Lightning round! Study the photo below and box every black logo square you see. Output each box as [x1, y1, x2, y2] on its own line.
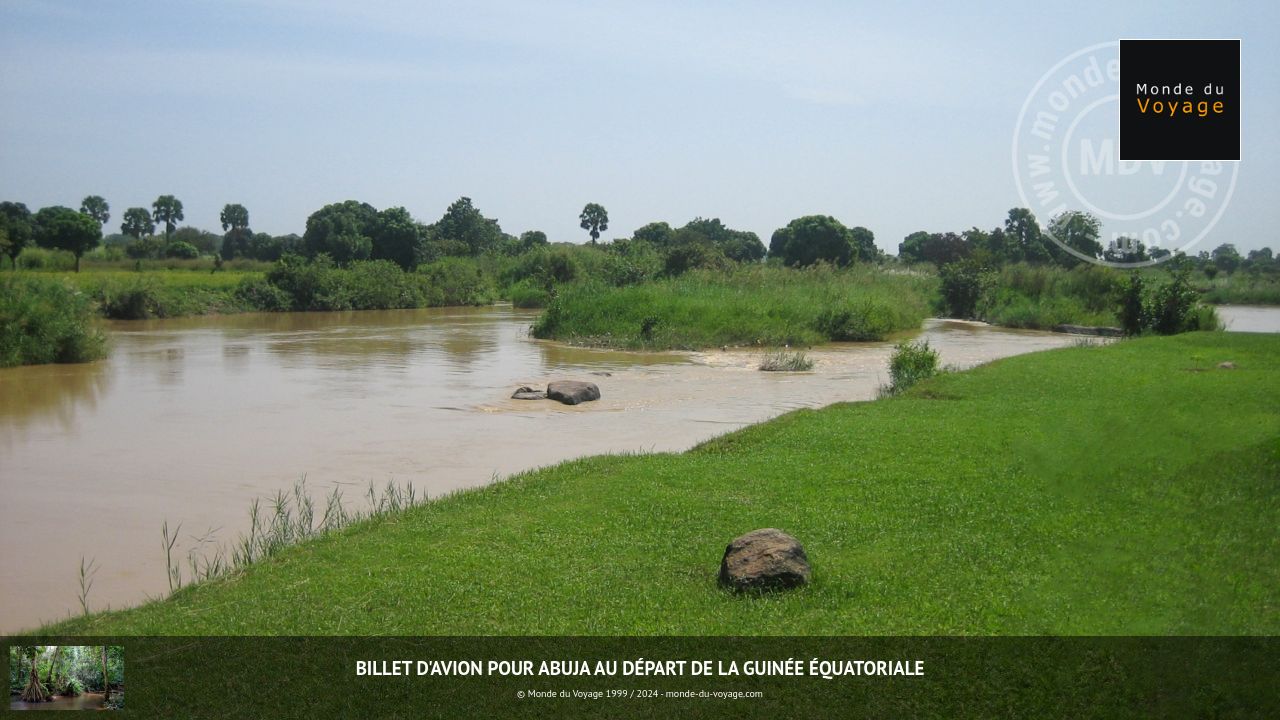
[1119, 39, 1240, 161]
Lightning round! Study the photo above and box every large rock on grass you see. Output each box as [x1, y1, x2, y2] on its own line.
[546, 380, 601, 405]
[718, 528, 810, 592]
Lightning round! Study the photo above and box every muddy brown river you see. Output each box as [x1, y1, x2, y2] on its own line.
[0, 306, 1133, 632]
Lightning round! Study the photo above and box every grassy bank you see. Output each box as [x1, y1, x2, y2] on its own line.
[41, 332, 1278, 635]
[533, 264, 937, 349]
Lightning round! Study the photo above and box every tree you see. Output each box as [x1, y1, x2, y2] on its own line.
[518, 230, 548, 253]
[370, 206, 424, 270]
[0, 201, 33, 268]
[101, 645, 110, 703]
[770, 215, 861, 267]
[433, 197, 504, 256]
[121, 207, 155, 240]
[849, 226, 878, 262]
[1211, 243, 1242, 275]
[579, 203, 609, 245]
[220, 203, 252, 260]
[1002, 208, 1050, 264]
[19, 646, 49, 703]
[303, 200, 378, 264]
[152, 195, 184, 240]
[681, 217, 766, 262]
[80, 196, 110, 227]
[1046, 211, 1103, 265]
[34, 206, 101, 272]
[632, 221, 674, 248]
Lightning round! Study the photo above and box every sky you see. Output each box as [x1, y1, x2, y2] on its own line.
[2, 0, 1277, 253]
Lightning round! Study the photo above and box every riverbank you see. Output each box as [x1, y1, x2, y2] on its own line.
[37, 331, 1278, 635]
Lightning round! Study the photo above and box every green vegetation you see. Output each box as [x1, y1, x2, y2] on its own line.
[9, 645, 122, 708]
[758, 349, 813, 372]
[533, 264, 936, 349]
[39, 332, 1279, 635]
[884, 339, 940, 395]
[0, 275, 106, 367]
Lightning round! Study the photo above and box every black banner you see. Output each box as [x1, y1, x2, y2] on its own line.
[5, 636, 1277, 718]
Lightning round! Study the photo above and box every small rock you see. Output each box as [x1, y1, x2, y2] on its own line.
[1218, 361, 1237, 370]
[511, 386, 547, 400]
[590, 371, 613, 377]
[546, 380, 601, 405]
[718, 528, 810, 592]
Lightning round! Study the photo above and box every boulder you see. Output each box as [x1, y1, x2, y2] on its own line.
[511, 386, 547, 400]
[546, 380, 601, 405]
[1218, 361, 1237, 370]
[718, 528, 810, 592]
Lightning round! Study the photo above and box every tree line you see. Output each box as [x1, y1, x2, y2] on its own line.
[3, 193, 1273, 277]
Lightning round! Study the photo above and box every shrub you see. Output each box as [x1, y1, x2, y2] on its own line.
[509, 278, 551, 308]
[1148, 264, 1207, 335]
[165, 240, 200, 259]
[886, 340, 940, 395]
[345, 260, 427, 310]
[16, 246, 76, 271]
[94, 275, 163, 319]
[814, 301, 897, 341]
[419, 257, 495, 306]
[939, 260, 991, 318]
[0, 275, 107, 366]
[235, 276, 292, 312]
[1119, 272, 1146, 336]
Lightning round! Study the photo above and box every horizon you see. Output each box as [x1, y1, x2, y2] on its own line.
[2, 1, 1276, 253]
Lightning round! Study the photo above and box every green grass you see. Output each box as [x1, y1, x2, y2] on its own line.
[39, 332, 1279, 636]
[533, 264, 937, 349]
[1199, 273, 1280, 305]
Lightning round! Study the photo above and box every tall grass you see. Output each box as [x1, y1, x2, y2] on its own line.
[0, 275, 107, 366]
[977, 263, 1122, 329]
[533, 263, 937, 349]
[759, 349, 814, 371]
[162, 478, 426, 594]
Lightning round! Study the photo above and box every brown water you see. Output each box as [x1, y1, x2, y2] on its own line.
[0, 306, 1085, 633]
[9, 691, 106, 710]
[1216, 305, 1280, 333]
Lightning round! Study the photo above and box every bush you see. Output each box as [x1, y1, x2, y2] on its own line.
[813, 300, 897, 341]
[235, 276, 292, 312]
[1148, 264, 1214, 335]
[16, 246, 76, 271]
[345, 260, 427, 309]
[419, 257, 495, 306]
[0, 275, 107, 366]
[1119, 272, 1145, 336]
[886, 340, 940, 395]
[939, 260, 991, 319]
[95, 275, 163, 319]
[165, 240, 200, 259]
[509, 278, 551, 308]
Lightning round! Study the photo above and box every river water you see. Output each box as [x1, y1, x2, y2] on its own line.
[8, 692, 106, 711]
[8, 305, 1274, 633]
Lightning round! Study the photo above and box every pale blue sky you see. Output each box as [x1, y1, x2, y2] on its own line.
[2, 0, 1276, 252]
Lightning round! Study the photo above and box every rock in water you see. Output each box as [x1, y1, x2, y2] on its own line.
[511, 386, 547, 400]
[718, 528, 810, 592]
[546, 380, 601, 405]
